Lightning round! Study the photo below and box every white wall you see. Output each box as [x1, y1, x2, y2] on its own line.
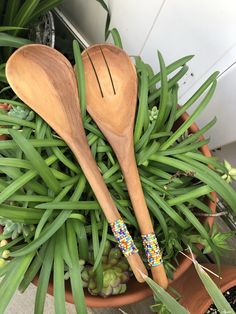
[60, 0, 236, 148]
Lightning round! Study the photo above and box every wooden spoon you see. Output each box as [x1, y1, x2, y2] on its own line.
[81, 44, 168, 289]
[5, 44, 147, 282]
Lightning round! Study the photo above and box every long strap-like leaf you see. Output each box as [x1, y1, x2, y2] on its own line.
[0, 252, 35, 313]
[9, 129, 61, 193]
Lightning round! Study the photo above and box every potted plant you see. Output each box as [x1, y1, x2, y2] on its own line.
[0, 6, 236, 314]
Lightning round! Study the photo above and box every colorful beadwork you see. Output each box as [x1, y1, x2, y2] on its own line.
[110, 219, 138, 257]
[141, 233, 163, 266]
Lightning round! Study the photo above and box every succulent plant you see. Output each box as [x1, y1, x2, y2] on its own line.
[0, 218, 35, 240]
[149, 106, 159, 121]
[8, 106, 35, 121]
[81, 241, 130, 297]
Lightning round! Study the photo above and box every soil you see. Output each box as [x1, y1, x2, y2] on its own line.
[205, 286, 236, 313]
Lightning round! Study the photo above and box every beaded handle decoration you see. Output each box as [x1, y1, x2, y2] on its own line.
[141, 233, 163, 266]
[110, 218, 138, 257]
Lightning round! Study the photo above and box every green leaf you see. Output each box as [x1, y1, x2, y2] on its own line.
[145, 193, 169, 241]
[36, 201, 100, 210]
[177, 117, 217, 148]
[167, 185, 213, 206]
[154, 51, 168, 131]
[178, 154, 236, 211]
[3, 0, 21, 26]
[165, 85, 178, 132]
[135, 121, 155, 152]
[194, 262, 235, 314]
[0, 112, 36, 128]
[0, 67, 7, 83]
[95, 0, 110, 40]
[134, 57, 149, 143]
[149, 55, 194, 87]
[59, 223, 73, 268]
[110, 28, 123, 48]
[150, 154, 236, 212]
[158, 139, 210, 156]
[34, 237, 55, 314]
[0, 204, 44, 222]
[19, 243, 48, 293]
[0, 155, 57, 202]
[9, 129, 61, 193]
[0, 98, 27, 107]
[28, 0, 63, 22]
[137, 140, 160, 165]
[10, 210, 72, 257]
[0, 27, 24, 32]
[12, 0, 40, 31]
[142, 272, 189, 314]
[0, 157, 34, 169]
[34, 184, 73, 240]
[93, 218, 108, 271]
[148, 65, 189, 104]
[73, 40, 86, 119]
[72, 220, 89, 261]
[176, 72, 219, 119]
[0, 253, 35, 313]
[91, 211, 104, 291]
[147, 187, 189, 229]
[53, 231, 66, 314]
[0, 256, 19, 278]
[0, 32, 31, 47]
[160, 80, 217, 151]
[177, 204, 212, 242]
[66, 220, 87, 314]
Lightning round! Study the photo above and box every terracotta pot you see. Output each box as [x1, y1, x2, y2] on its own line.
[170, 263, 236, 314]
[0, 110, 217, 308]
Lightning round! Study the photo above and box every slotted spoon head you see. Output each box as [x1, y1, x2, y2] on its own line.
[82, 44, 138, 138]
[6, 44, 84, 146]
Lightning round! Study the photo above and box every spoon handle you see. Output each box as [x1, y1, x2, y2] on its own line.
[69, 141, 148, 282]
[119, 149, 168, 289]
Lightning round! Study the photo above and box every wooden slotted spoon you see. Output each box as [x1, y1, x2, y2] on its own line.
[82, 44, 168, 288]
[5, 44, 148, 282]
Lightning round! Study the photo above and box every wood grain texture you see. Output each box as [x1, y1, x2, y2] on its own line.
[5, 44, 147, 282]
[82, 44, 168, 288]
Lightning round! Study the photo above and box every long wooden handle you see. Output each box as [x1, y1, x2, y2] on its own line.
[69, 140, 148, 282]
[119, 149, 168, 289]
